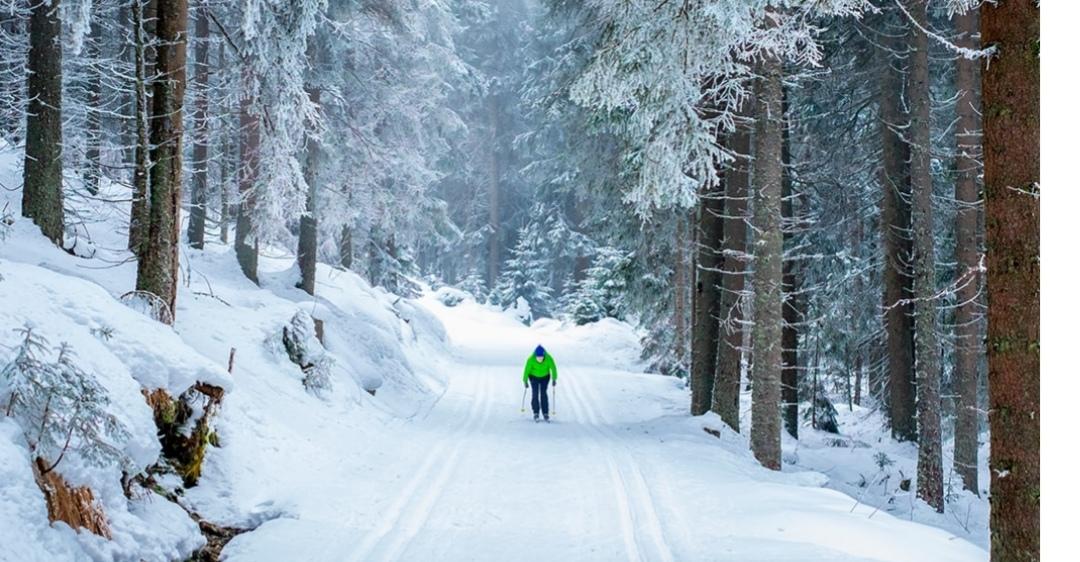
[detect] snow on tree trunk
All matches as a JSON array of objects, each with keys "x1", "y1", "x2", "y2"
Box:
[
  {"x1": 298, "y1": 41, "x2": 320, "y2": 296},
  {"x1": 983, "y1": 0, "x2": 1039, "y2": 558},
  {"x1": 235, "y1": 68, "x2": 260, "y2": 285},
  {"x1": 906, "y1": 0, "x2": 943, "y2": 514},
  {"x1": 136, "y1": 0, "x2": 188, "y2": 325},
  {"x1": 750, "y1": 55, "x2": 784, "y2": 471},
  {"x1": 81, "y1": 18, "x2": 103, "y2": 196},
  {"x1": 186, "y1": 1, "x2": 210, "y2": 249},
  {"x1": 129, "y1": 0, "x2": 155, "y2": 256},
  {"x1": 878, "y1": 11, "x2": 917, "y2": 443},
  {"x1": 952, "y1": 5, "x2": 982, "y2": 497},
  {"x1": 21, "y1": 0, "x2": 64, "y2": 246}
]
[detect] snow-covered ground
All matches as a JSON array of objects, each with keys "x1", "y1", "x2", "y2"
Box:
[
  {"x1": 218, "y1": 296, "x2": 986, "y2": 562},
  {"x1": 1, "y1": 140, "x2": 987, "y2": 561}
]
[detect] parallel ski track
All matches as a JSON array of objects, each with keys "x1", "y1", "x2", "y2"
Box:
[
  {"x1": 567, "y1": 375, "x2": 676, "y2": 562},
  {"x1": 349, "y1": 374, "x2": 493, "y2": 562}
]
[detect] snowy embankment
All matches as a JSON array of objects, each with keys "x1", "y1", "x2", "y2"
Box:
[{"x1": 0, "y1": 143, "x2": 451, "y2": 561}]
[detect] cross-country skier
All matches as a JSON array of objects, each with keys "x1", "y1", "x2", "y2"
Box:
[{"x1": 523, "y1": 345, "x2": 557, "y2": 422}]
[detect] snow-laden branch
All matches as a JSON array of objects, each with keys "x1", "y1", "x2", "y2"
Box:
[{"x1": 893, "y1": 0, "x2": 996, "y2": 60}]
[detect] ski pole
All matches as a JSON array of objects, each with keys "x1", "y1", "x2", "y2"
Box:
[
  {"x1": 520, "y1": 386, "x2": 527, "y2": 413},
  {"x1": 551, "y1": 384, "x2": 556, "y2": 416}
]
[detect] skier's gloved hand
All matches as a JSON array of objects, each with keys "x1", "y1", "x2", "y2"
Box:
[{"x1": 553, "y1": 381, "x2": 557, "y2": 387}]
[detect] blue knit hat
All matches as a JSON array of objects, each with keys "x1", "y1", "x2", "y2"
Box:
[{"x1": 534, "y1": 345, "x2": 545, "y2": 358}]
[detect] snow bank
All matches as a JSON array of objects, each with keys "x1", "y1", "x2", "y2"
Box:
[{"x1": 1, "y1": 143, "x2": 453, "y2": 560}]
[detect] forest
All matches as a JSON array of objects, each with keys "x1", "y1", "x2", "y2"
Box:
[{"x1": 0, "y1": 0, "x2": 1038, "y2": 561}]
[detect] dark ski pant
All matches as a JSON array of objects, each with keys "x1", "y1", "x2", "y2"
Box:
[{"x1": 529, "y1": 375, "x2": 551, "y2": 416}]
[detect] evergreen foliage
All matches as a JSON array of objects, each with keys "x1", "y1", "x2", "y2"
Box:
[{"x1": 1, "y1": 326, "x2": 131, "y2": 473}]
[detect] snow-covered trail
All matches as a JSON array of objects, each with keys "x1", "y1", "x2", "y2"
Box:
[{"x1": 221, "y1": 297, "x2": 987, "y2": 562}]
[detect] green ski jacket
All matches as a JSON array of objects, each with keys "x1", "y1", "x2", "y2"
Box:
[{"x1": 522, "y1": 354, "x2": 558, "y2": 385}]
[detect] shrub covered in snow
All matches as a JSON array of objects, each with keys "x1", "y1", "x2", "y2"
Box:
[
  {"x1": 434, "y1": 286, "x2": 468, "y2": 307},
  {"x1": 281, "y1": 310, "x2": 334, "y2": 398},
  {"x1": 1, "y1": 326, "x2": 132, "y2": 475},
  {"x1": 805, "y1": 385, "x2": 840, "y2": 434}
]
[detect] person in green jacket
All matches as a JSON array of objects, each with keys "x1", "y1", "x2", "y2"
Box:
[{"x1": 523, "y1": 345, "x2": 557, "y2": 421}]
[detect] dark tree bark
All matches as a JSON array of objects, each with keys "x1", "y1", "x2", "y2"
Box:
[
  {"x1": 135, "y1": 0, "x2": 188, "y2": 323},
  {"x1": 690, "y1": 170, "x2": 723, "y2": 416},
  {"x1": 129, "y1": 0, "x2": 156, "y2": 256},
  {"x1": 673, "y1": 212, "x2": 691, "y2": 374},
  {"x1": 952, "y1": 6, "x2": 982, "y2": 497},
  {"x1": 486, "y1": 94, "x2": 501, "y2": 289},
  {"x1": 878, "y1": 12, "x2": 917, "y2": 442},
  {"x1": 712, "y1": 98, "x2": 751, "y2": 431},
  {"x1": 21, "y1": 0, "x2": 64, "y2": 246},
  {"x1": 983, "y1": 1, "x2": 1039, "y2": 559},
  {"x1": 82, "y1": 19, "x2": 103, "y2": 196},
  {"x1": 186, "y1": 1, "x2": 210, "y2": 249},
  {"x1": 907, "y1": 0, "x2": 944, "y2": 514},
  {"x1": 234, "y1": 69, "x2": 260, "y2": 284},
  {"x1": 690, "y1": 76, "x2": 728, "y2": 416},
  {"x1": 780, "y1": 86, "x2": 799, "y2": 440},
  {"x1": 750, "y1": 56, "x2": 784, "y2": 470},
  {"x1": 217, "y1": 41, "x2": 230, "y2": 245},
  {"x1": 340, "y1": 224, "x2": 354, "y2": 269},
  {"x1": 297, "y1": 84, "x2": 320, "y2": 296}
]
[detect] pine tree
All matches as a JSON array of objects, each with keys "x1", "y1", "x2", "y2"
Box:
[
  {"x1": 129, "y1": 0, "x2": 155, "y2": 256},
  {"x1": 494, "y1": 222, "x2": 554, "y2": 321},
  {"x1": 21, "y1": 0, "x2": 64, "y2": 246},
  {"x1": 750, "y1": 53, "x2": 784, "y2": 471},
  {"x1": 567, "y1": 247, "x2": 630, "y2": 325},
  {"x1": 186, "y1": 0, "x2": 210, "y2": 249},
  {"x1": 906, "y1": 0, "x2": 944, "y2": 514},
  {"x1": 951, "y1": 5, "x2": 982, "y2": 497},
  {"x1": 690, "y1": 155, "x2": 723, "y2": 416},
  {"x1": 983, "y1": 0, "x2": 1039, "y2": 557},
  {"x1": 712, "y1": 98, "x2": 752, "y2": 431},
  {"x1": 135, "y1": 0, "x2": 187, "y2": 324},
  {"x1": 879, "y1": 8, "x2": 918, "y2": 443}
]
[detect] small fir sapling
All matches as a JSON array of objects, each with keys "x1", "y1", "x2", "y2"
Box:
[
  {"x1": 566, "y1": 246, "x2": 631, "y2": 325},
  {"x1": 1, "y1": 326, "x2": 131, "y2": 474}
]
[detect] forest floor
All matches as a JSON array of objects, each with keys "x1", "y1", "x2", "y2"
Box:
[{"x1": 218, "y1": 297, "x2": 987, "y2": 562}]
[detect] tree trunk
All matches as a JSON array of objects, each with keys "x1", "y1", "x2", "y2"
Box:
[
  {"x1": 0, "y1": 14, "x2": 21, "y2": 139},
  {"x1": 750, "y1": 56, "x2": 784, "y2": 470},
  {"x1": 217, "y1": 41, "x2": 230, "y2": 245},
  {"x1": 487, "y1": 95, "x2": 501, "y2": 289},
  {"x1": 135, "y1": 0, "x2": 187, "y2": 324},
  {"x1": 129, "y1": 0, "x2": 156, "y2": 256},
  {"x1": 235, "y1": 69, "x2": 260, "y2": 284},
  {"x1": 780, "y1": 86, "x2": 799, "y2": 440},
  {"x1": 21, "y1": 0, "x2": 64, "y2": 246},
  {"x1": 690, "y1": 167, "x2": 723, "y2": 416},
  {"x1": 952, "y1": 6, "x2": 982, "y2": 498},
  {"x1": 297, "y1": 83, "x2": 320, "y2": 296},
  {"x1": 82, "y1": 19, "x2": 103, "y2": 196},
  {"x1": 906, "y1": 0, "x2": 944, "y2": 513},
  {"x1": 712, "y1": 97, "x2": 752, "y2": 431},
  {"x1": 879, "y1": 12, "x2": 918, "y2": 442},
  {"x1": 983, "y1": 1, "x2": 1039, "y2": 558},
  {"x1": 340, "y1": 224, "x2": 354, "y2": 269},
  {"x1": 673, "y1": 212, "x2": 691, "y2": 374},
  {"x1": 186, "y1": 1, "x2": 210, "y2": 249}
]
